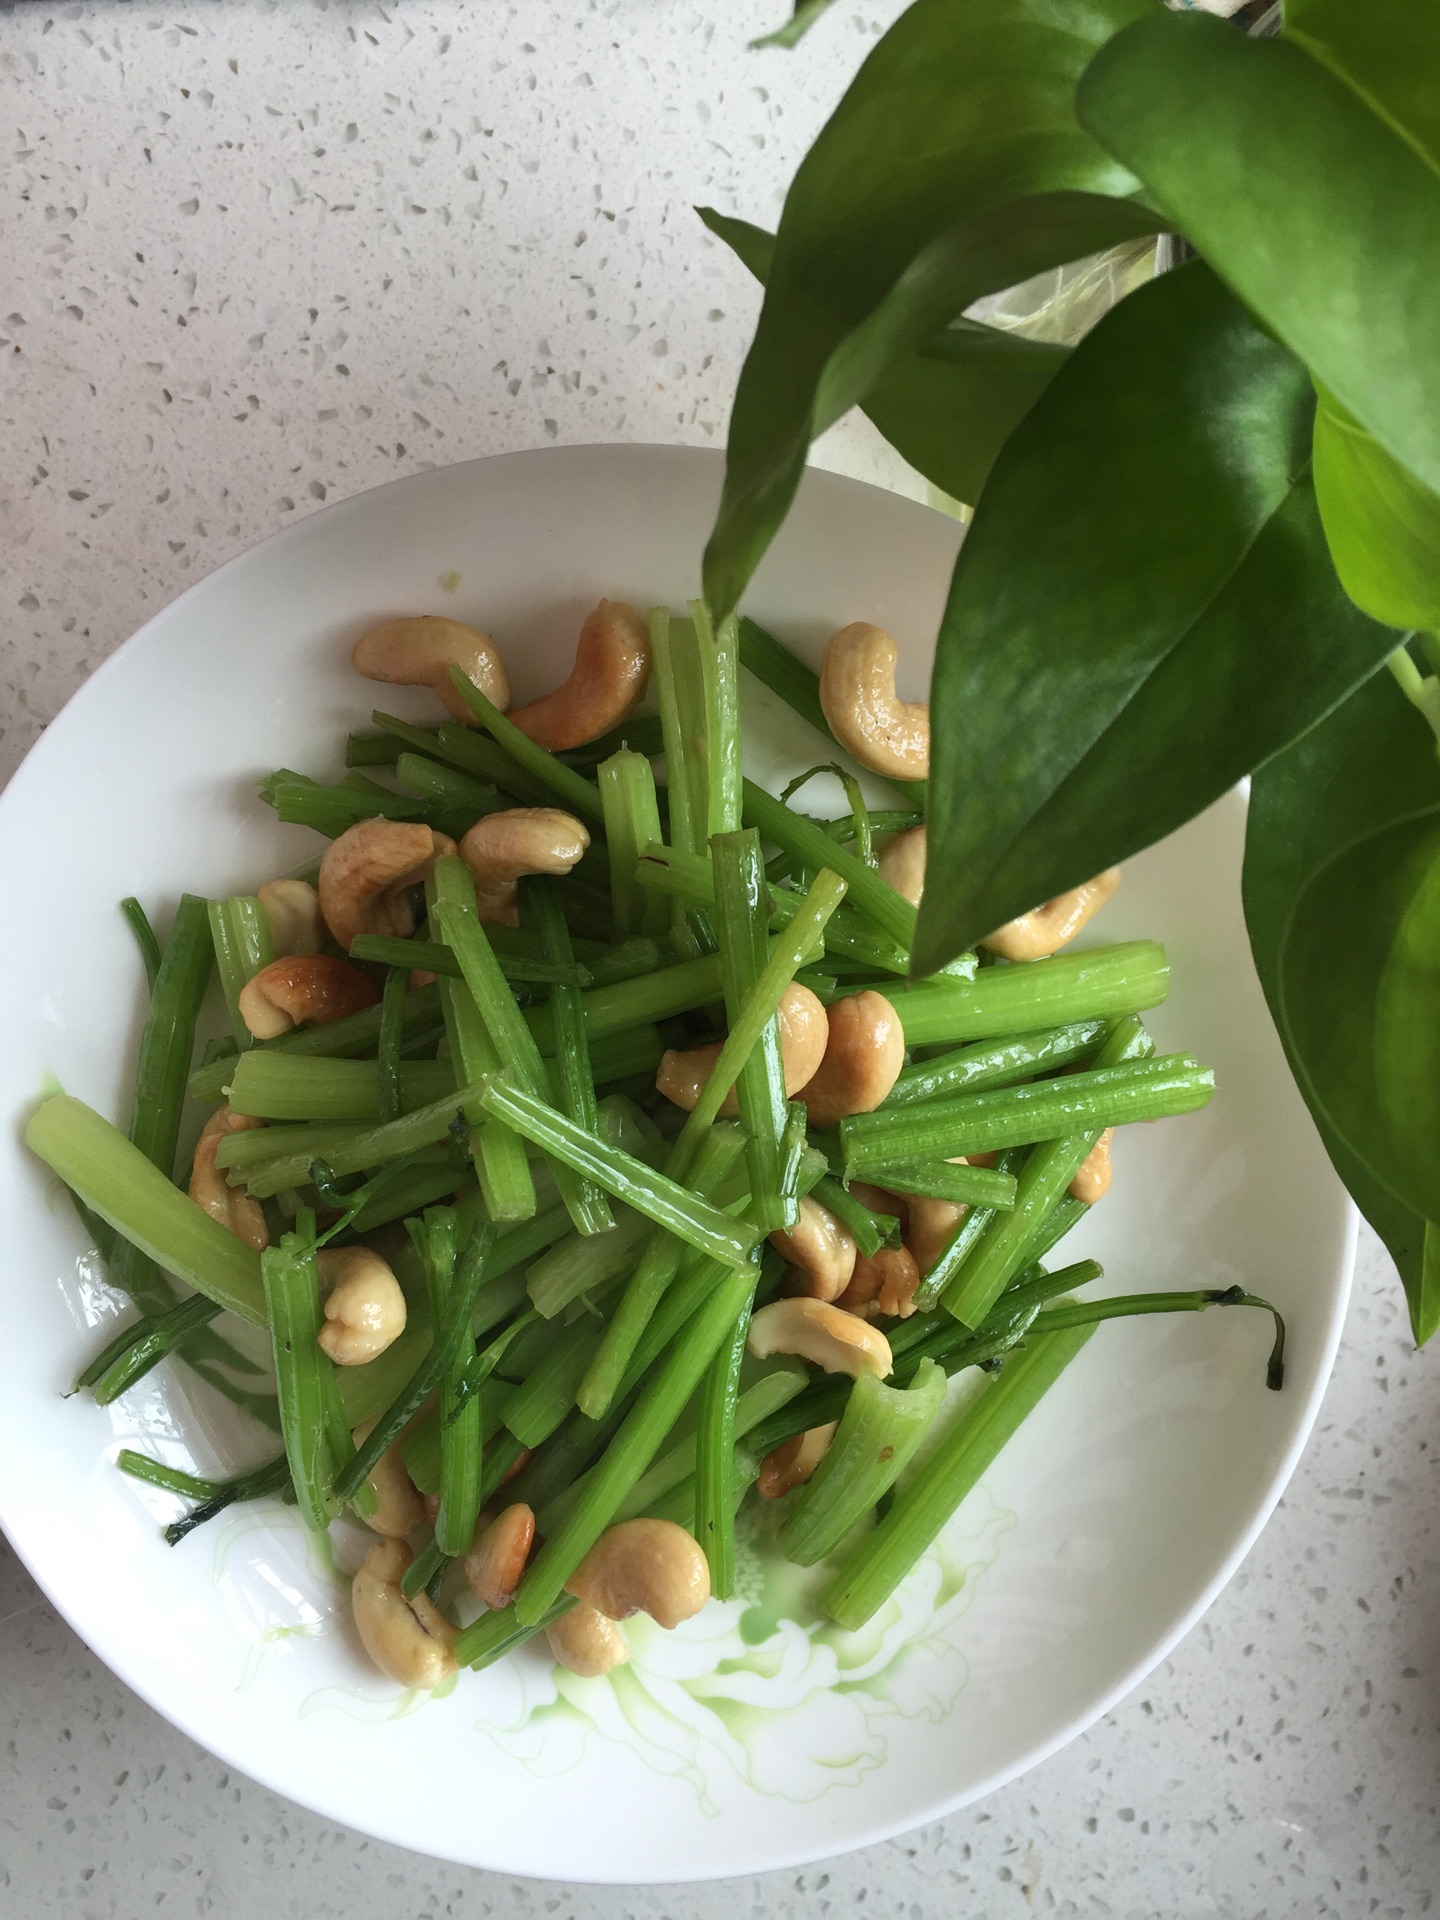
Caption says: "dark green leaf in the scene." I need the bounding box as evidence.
[913,259,1396,973]
[702,0,1160,620]
[1284,0,1440,172]
[1244,666,1440,1342]
[700,207,1068,508]
[1313,384,1440,631]
[1079,12,1440,496]
[751,0,839,51]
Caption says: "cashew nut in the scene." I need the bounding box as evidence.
[351,1538,457,1689]
[878,824,926,908]
[838,1244,921,1322]
[769,1196,856,1305]
[798,989,906,1128]
[458,808,590,928]
[257,878,323,957]
[982,868,1122,962]
[757,1422,839,1500]
[565,1517,711,1630]
[188,1105,269,1251]
[352,1417,425,1538]
[819,623,930,781]
[463,1503,535,1612]
[906,1195,965,1277]
[237,954,381,1041]
[506,600,651,751]
[655,984,829,1116]
[318,819,456,953]
[316,1246,407,1366]
[1070,1127,1114,1203]
[351,615,511,725]
[747,1297,893,1378]
[546,1601,629,1678]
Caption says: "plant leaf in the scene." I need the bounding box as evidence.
[1244,666,1440,1343]
[751,0,840,51]
[1078,11,1440,497]
[1284,0,1440,173]
[1313,384,1440,632]
[702,0,1160,621]
[912,259,1396,974]
[699,207,1069,509]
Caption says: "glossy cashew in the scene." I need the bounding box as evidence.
[316,1246,407,1367]
[565,1517,711,1630]
[463,1503,536,1613]
[506,599,651,751]
[188,1105,269,1251]
[798,989,905,1128]
[257,878,324,957]
[877,824,926,908]
[318,819,456,953]
[983,868,1122,962]
[747,1297,892,1379]
[457,808,591,927]
[351,1538,457,1689]
[237,954,380,1041]
[819,623,929,781]
[757,1422,839,1500]
[1070,1128,1114,1203]
[546,1601,628,1678]
[351,1417,425,1538]
[655,984,828,1117]
[768,1195,856,1305]
[837,1244,922,1322]
[351,615,510,725]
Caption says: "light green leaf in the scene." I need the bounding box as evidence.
[699,207,1069,509]
[913,260,1395,974]
[1313,384,1440,631]
[702,0,1159,621]
[1245,666,1440,1343]
[1284,0,1440,173]
[1079,12,1440,497]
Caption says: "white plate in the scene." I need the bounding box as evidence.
[0,445,1352,1882]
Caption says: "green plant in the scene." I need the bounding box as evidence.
[702,0,1440,1342]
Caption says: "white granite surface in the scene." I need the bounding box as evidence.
[1,1,1437,1911]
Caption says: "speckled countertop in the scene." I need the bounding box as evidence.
[2,4,1437,1914]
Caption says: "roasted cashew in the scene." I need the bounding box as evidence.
[351,615,511,725]
[747,1297,892,1378]
[546,1601,628,1678]
[565,1517,711,1630]
[316,1246,407,1366]
[819,623,930,781]
[464,1503,535,1612]
[906,1196,965,1277]
[655,984,829,1116]
[237,954,381,1041]
[878,824,926,908]
[757,1421,839,1500]
[1070,1128,1114,1203]
[352,1417,425,1538]
[983,868,1122,962]
[798,990,905,1128]
[769,1196,856,1305]
[257,878,323,957]
[318,819,456,954]
[188,1105,269,1251]
[458,808,590,928]
[506,599,651,751]
[351,1538,457,1689]
[838,1244,921,1322]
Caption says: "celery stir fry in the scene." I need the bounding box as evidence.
[27,600,1285,1689]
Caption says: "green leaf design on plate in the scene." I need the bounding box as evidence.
[913,258,1394,974]
[1078,10,1440,497]
[1244,667,1440,1344]
[701,0,1160,621]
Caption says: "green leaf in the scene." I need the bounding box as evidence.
[913,259,1396,974]
[699,207,1069,509]
[702,0,1160,621]
[1284,0,1440,173]
[1078,12,1440,497]
[1313,384,1440,631]
[1244,666,1440,1343]
[751,0,839,51]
